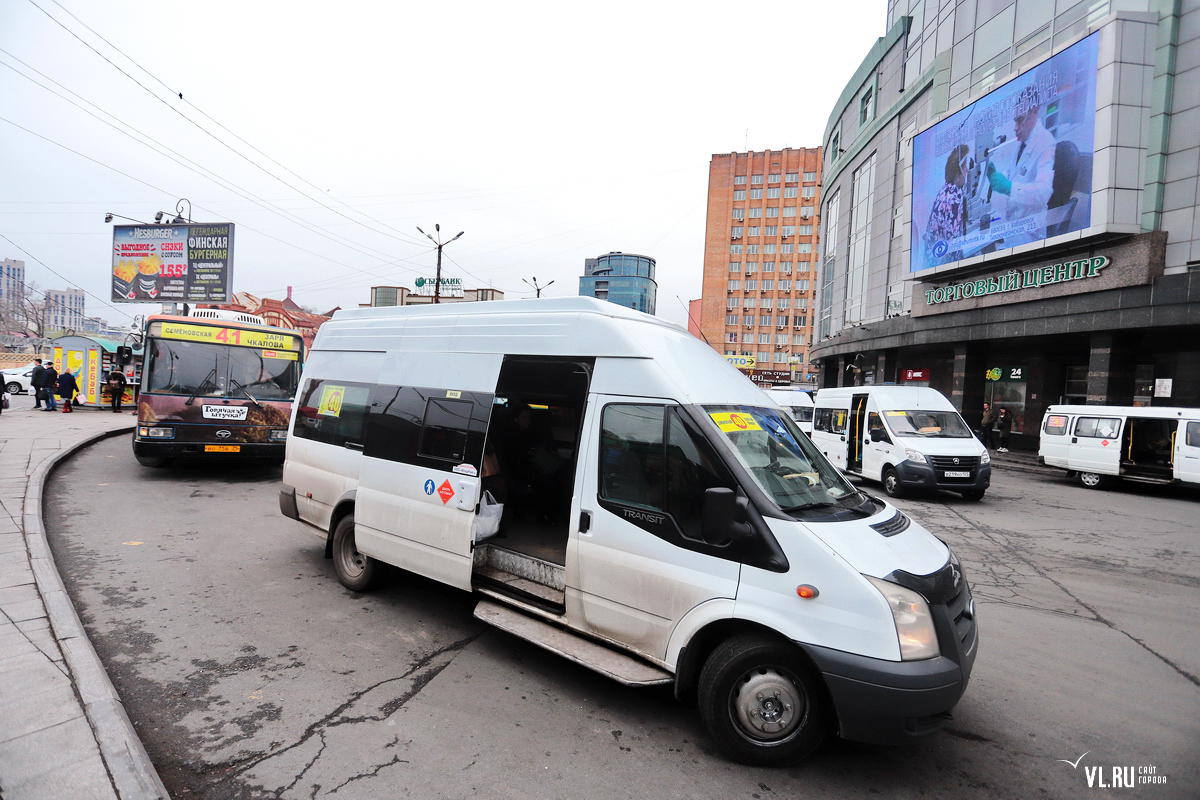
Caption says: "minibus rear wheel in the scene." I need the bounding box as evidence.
[697,634,829,766]
[1077,471,1109,490]
[332,514,381,592]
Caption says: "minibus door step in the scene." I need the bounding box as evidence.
[474,600,673,687]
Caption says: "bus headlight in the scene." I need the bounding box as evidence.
[268,429,288,442]
[138,426,175,439]
[904,448,927,464]
[865,575,939,660]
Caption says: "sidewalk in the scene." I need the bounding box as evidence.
[0,401,166,800]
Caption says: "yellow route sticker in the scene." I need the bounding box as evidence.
[318,385,345,417]
[710,411,763,433]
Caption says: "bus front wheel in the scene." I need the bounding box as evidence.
[332,514,381,592]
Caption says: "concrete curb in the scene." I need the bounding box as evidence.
[24,424,170,800]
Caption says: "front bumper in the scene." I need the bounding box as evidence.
[896,460,991,492]
[133,437,284,459]
[800,577,979,745]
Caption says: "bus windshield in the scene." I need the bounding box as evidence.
[704,405,863,514]
[886,409,974,438]
[144,338,301,401]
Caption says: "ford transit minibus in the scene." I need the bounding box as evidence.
[279,298,977,765]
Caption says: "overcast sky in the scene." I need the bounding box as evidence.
[1,0,888,330]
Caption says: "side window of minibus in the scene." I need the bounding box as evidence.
[599,404,665,510]
[867,412,890,443]
[814,408,831,432]
[1044,415,1069,435]
[1075,417,1120,439]
[292,379,371,447]
[1188,422,1200,448]
[665,410,736,542]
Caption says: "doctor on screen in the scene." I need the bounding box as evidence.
[986,85,1057,246]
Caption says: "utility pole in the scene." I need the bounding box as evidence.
[417,224,464,304]
[523,276,554,298]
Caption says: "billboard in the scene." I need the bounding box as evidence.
[911,33,1099,273]
[111,223,234,302]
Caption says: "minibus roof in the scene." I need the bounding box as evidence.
[314,297,769,406]
[816,385,957,411]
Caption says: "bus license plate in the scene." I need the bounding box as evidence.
[944,470,970,478]
[205,445,241,453]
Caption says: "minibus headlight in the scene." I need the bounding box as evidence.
[904,448,927,464]
[268,429,288,442]
[980,449,991,464]
[865,575,939,661]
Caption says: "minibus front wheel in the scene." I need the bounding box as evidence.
[882,467,905,498]
[332,514,382,592]
[697,634,830,766]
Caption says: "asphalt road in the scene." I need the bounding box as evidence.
[45,437,1200,800]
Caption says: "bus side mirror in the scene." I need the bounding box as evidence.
[116,346,133,365]
[701,487,753,545]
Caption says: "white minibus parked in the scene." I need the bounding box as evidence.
[1039,404,1200,489]
[279,298,977,766]
[811,386,991,500]
[764,387,815,435]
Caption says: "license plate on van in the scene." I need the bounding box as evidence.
[944,470,970,478]
[205,445,241,453]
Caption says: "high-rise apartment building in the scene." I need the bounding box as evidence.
[0,258,25,310]
[44,288,85,332]
[697,148,822,386]
[579,252,657,314]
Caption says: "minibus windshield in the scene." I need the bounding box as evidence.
[704,405,862,513]
[886,410,974,438]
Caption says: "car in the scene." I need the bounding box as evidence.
[2,363,38,395]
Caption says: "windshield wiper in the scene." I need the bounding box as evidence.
[785,501,839,512]
[185,368,217,405]
[229,378,262,407]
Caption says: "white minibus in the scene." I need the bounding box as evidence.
[1039,404,1200,489]
[279,298,977,766]
[764,387,815,435]
[811,386,991,500]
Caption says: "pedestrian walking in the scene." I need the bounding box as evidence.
[106,369,128,413]
[40,364,59,411]
[30,358,45,408]
[980,402,998,449]
[997,408,1013,452]
[56,370,79,413]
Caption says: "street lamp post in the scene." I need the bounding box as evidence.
[416,224,464,304]
[523,276,554,298]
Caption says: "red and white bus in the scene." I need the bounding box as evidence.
[133,310,304,466]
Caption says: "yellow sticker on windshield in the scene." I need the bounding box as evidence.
[710,411,763,433]
[885,411,907,416]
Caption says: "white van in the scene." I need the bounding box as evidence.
[279,298,977,766]
[764,387,815,435]
[811,386,991,500]
[1039,404,1200,489]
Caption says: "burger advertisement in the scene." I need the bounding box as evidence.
[110,223,234,303]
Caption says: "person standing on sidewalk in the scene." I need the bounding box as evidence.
[980,402,998,449]
[106,369,127,413]
[56,370,78,413]
[30,358,45,409]
[40,364,58,411]
[997,408,1013,452]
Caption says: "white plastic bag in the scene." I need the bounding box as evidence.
[473,491,504,543]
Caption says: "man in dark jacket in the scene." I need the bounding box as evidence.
[41,364,59,411]
[30,358,45,408]
[106,369,128,413]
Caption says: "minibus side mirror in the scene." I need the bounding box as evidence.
[870,429,885,443]
[701,487,754,545]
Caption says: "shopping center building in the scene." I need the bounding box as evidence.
[810,0,1200,449]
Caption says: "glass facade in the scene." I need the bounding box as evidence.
[579,252,657,315]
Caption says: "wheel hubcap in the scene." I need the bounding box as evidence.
[733,668,804,741]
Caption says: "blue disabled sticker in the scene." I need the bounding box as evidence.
[424,479,435,496]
